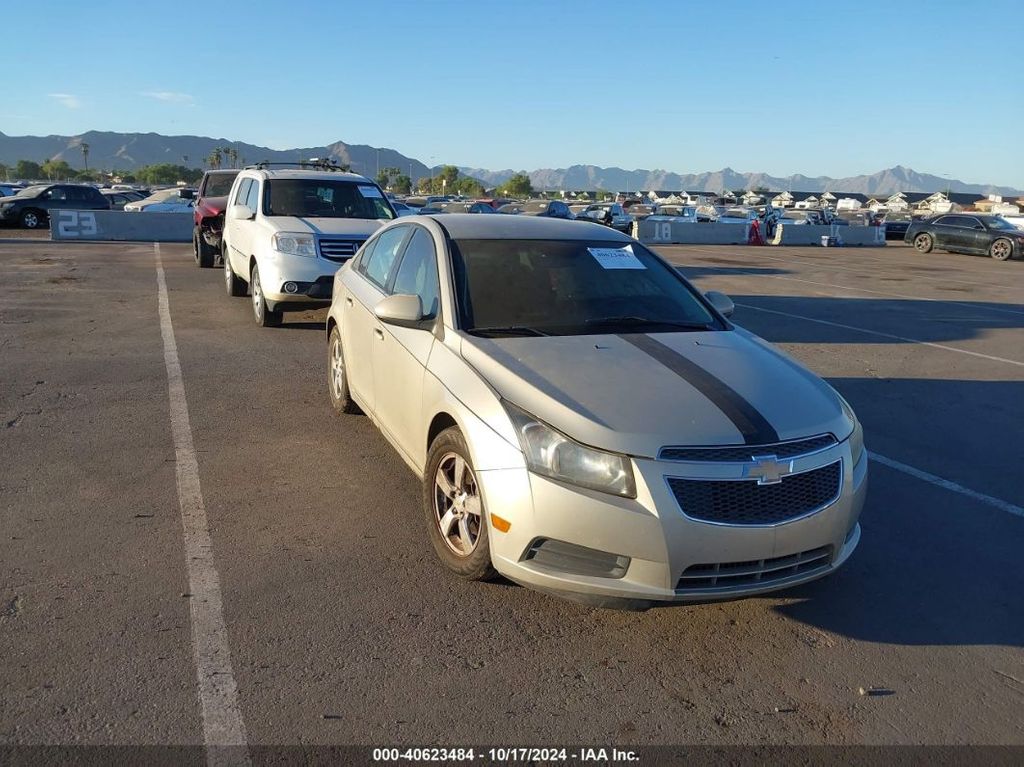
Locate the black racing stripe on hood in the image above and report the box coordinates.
[619,333,780,445]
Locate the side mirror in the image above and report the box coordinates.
[229,204,254,220]
[374,293,425,328]
[705,290,735,318]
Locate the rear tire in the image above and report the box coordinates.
[423,427,498,582]
[251,264,282,327]
[989,238,1013,261]
[913,233,933,253]
[194,227,216,268]
[224,248,247,297]
[327,326,362,414]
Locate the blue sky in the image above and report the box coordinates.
[2,1,1021,186]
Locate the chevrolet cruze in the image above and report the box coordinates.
[326,215,866,608]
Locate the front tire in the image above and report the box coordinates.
[989,238,1013,261]
[423,427,497,581]
[251,264,282,327]
[913,233,933,253]
[20,209,43,229]
[194,227,216,268]
[327,326,362,414]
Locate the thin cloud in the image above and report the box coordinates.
[49,93,81,109]
[141,91,194,104]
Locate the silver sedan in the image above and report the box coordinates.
[325,215,866,608]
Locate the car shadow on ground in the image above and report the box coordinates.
[724,294,1024,344]
[675,265,792,280]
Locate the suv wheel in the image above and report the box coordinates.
[327,326,361,414]
[224,249,247,297]
[251,264,282,327]
[194,227,216,268]
[20,209,43,229]
[913,233,933,253]
[423,427,497,581]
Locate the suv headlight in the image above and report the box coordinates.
[503,402,636,498]
[272,232,316,257]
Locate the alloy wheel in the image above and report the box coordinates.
[433,452,482,556]
[329,335,345,400]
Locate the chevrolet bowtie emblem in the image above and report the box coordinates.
[745,455,793,485]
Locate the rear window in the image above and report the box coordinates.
[204,173,238,197]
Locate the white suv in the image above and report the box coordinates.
[221,164,396,326]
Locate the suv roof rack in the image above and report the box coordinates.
[245,158,352,172]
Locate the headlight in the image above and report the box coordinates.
[836,392,865,464]
[272,232,316,257]
[503,402,636,498]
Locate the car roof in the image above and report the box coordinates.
[423,213,632,241]
[243,168,373,183]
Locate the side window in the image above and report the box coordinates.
[391,228,440,318]
[964,217,983,229]
[244,180,260,213]
[933,216,952,226]
[234,178,252,206]
[360,226,409,290]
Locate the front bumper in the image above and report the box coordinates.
[257,251,348,306]
[479,441,867,607]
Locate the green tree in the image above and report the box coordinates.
[392,174,411,195]
[80,142,90,171]
[439,165,460,190]
[416,176,433,194]
[0,163,8,180]
[455,176,484,197]
[498,173,533,197]
[208,148,222,169]
[41,159,74,180]
[15,160,43,179]
[376,166,401,189]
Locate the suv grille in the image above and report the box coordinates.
[667,461,841,525]
[676,545,833,591]
[660,434,836,462]
[318,238,364,262]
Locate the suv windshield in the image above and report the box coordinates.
[264,180,395,220]
[450,238,722,336]
[204,173,238,197]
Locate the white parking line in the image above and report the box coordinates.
[155,243,250,764]
[869,451,1024,519]
[734,302,1024,368]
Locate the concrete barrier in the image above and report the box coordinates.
[771,223,885,247]
[49,210,192,242]
[638,219,750,245]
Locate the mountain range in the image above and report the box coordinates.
[0,130,1018,197]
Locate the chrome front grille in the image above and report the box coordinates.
[659,434,837,462]
[676,545,833,592]
[318,238,364,262]
[667,461,841,525]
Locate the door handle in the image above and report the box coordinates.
[373,328,384,340]
[345,296,353,306]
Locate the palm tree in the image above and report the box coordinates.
[81,142,90,171]
[208,148,222,169]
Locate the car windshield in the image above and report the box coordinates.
[264,180,395,220]
[204,174,238,197]
[450,238,722,336]
[986,216,1018,231]
[16,185,47,197]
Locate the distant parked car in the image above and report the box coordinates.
[882,212,914,240]
[442,201,498,214]
[905,214,1024,261]
[391,201,416,216]
[576,203,633,232]
[142,198,195,213]
[193,170,241,268]
[0,183,26,198]
[0,184,110,229]
[101,190,137,211]
[716,207,760,225]
[518,200,574,219]
[125,188,195,212]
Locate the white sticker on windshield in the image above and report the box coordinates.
[358,185,383,198]
[588,245,646,270]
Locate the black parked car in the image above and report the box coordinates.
[904,213,1024,261]
[883,212,914,240]
[0,184,110,229]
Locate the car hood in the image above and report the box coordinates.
[266,217,389,237]
[460,328,851,457]
[197,196,229,215]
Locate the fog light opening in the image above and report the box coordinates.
[283,281,299,294]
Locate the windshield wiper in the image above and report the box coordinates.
[584,316,714,331]
[468,326,550,337]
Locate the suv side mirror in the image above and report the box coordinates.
[705,290,735,318]
[229,204,254,220]
[374,293,425,328]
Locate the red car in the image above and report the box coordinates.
[193,169,240,267]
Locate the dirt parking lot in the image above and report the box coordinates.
[1,238,1022,756]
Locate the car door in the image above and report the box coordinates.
[340,225,411,413]
[225,177,254,276]
[931,215,964,251]
[370,226,441,464]
[958,216,988,253]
